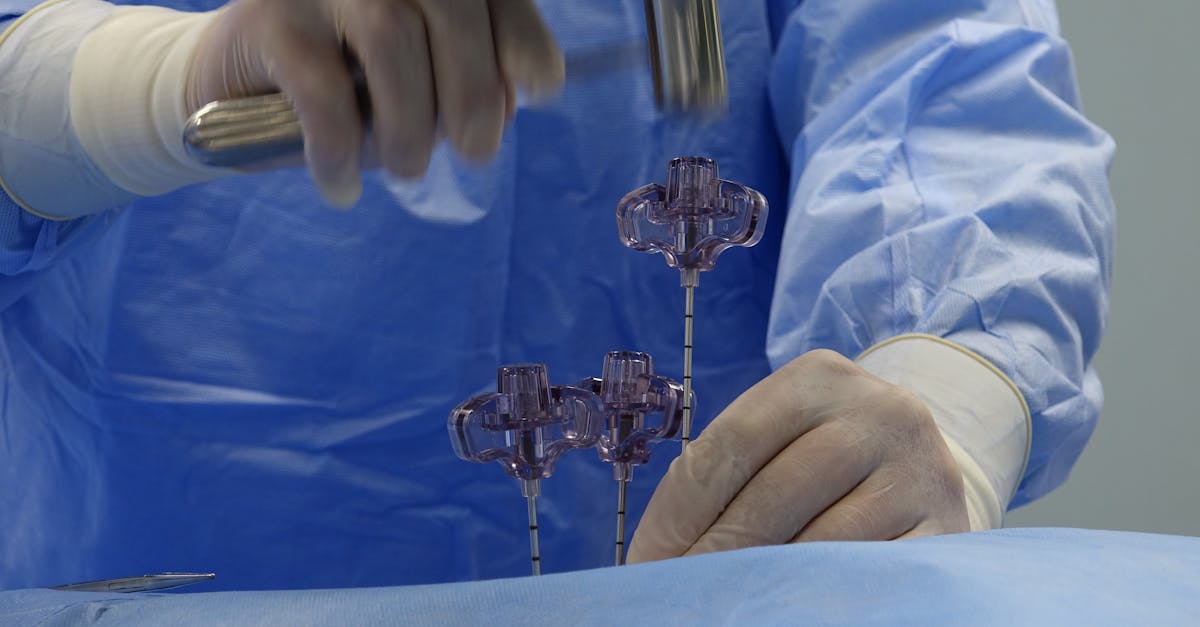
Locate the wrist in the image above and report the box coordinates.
[856,334,1031,530]
[69,5,230,203]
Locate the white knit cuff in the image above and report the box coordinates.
[70,5,228,200]
[857,334,1031,530]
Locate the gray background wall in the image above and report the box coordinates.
[1004,1,1200,535]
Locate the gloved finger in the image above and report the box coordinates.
[487,0,564,100]
[682,421,876,556]
[267,21,363,208]
[505,81,516,122]
[628,356,838,563]
[894,520,944,540]
[343,0,436,179]
[789,468,923,543]
[419,0,507,160]
[186,5,273,110]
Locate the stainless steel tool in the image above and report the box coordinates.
[52,572,216,593]
[183,0,728,168]
[643,0,727,115]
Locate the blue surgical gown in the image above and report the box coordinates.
[0,0,1114,590]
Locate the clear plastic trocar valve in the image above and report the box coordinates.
[449,364,602,576]
[616,157,767,448]
[578,351,691,566]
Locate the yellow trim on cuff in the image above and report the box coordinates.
[855,332,1033,506]
[0,0,77,221]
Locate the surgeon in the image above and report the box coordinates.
[0,0,1112,589]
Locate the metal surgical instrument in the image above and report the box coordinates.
[615,156,767,448]
[449,364,601,576]
[578,351,689,566]
[51,573,216,593]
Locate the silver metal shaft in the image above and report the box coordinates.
[681,284,695,448]
[51,573,215,593]
[645,0,728,114]
[526,495,541,576]
[615,479,628,566]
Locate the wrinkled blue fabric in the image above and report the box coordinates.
[0,0,39,21]
[0,0,1114,590]
[3,529,1197,626]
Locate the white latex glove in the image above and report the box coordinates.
[188,0,564,206]
[627,349,969,562]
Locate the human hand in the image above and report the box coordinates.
[186,0,564,207]
[627,349,969,562]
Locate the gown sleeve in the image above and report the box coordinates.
[0,0,127,310]
[765,0,1115,506]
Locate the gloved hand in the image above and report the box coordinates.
[627,349,969,562]
[186,0,564,207]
